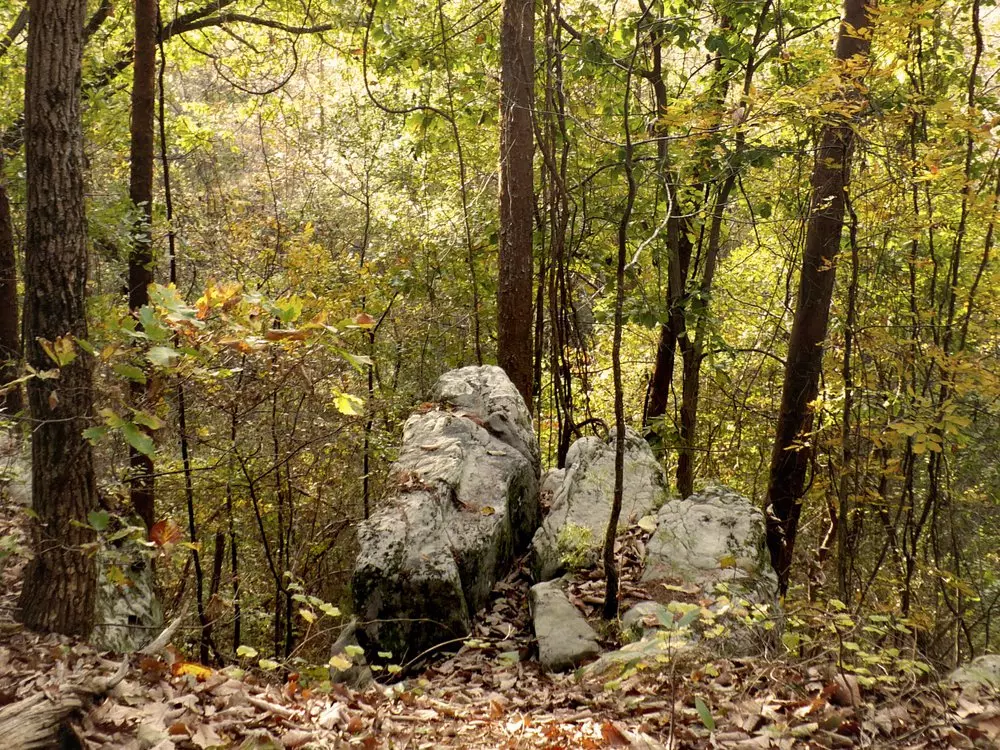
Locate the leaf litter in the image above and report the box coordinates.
[2,493,999,748]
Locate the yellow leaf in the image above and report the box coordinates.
[172,661,212,680]
[329,654,353,671]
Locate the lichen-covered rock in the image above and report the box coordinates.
[643,485,777,601]
[949,655,1000,692]
[0,431,31,507]
[352,366,540,665]
[621,601,673,640]
[529,578,600,672]
[91,540,163,653]
[531,429,667,581]
[329,618,374,689]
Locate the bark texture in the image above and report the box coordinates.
[0,151,22,415]
[127,0,159,530]
[497,0,534,405]
[765,0,873,592]
[18,0,100,636]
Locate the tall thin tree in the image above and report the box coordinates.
[0,152,21,416]
[498,0,534,404]
[127,0,159,531]
[765,0,874,593]
[18,0,100,635]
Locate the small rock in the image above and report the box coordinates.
[621,601,673,640]
[529,579,600,672]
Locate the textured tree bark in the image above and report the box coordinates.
[765,0,873,593]
[497,0,534,404]
[18,0,99,636]
[0,151,22,416]
[127,0,158,531]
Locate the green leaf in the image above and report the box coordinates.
[236,645,258,658]
[132,411,164,430]
[88,510,111,532]
[344,645,365,657]
[319,602,341,618]
[83,426,108,443]
[147,346,180,368]
[122,422,155,457]
[695,696,715,731]
[258,659,279,671]
[113,363,147,384]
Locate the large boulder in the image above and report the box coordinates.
[352,366,540,665]
[531,429,667,581]
[643,485,777,602]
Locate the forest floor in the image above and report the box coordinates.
[2,491,999,749]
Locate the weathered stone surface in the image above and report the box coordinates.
[329,618,375,689]
[91,540,163,653]
[621,601,673,640]
[0,430,30,507]
[352,366,540,664]
[643,485,777,601]
[529,579,600,672]
[949,655,1000,691]
[531,429,668,581]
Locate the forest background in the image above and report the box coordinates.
[0,0,998,678]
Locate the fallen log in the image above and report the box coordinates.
[0,660,127,750]
[0,614,182,749]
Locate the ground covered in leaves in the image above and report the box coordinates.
[2,490,1000,749]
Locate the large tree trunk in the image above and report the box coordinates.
[127,0,158,531]
[765,0,873,593]
[0,151,22,416]
[18,0,100,636]
[497,0,534,404]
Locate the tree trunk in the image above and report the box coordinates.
[127,0,158,531]
[0,151,22,416]
[765,0,873,593]
[18,0,99,636]
[497,0,534,404]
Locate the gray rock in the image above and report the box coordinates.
[0,430,31,507]
[621,601,673,640]
[529,579,600,672]
[531,429,668,581]
[329,618,374,689]
[643,485,777,601]
[949,655,1000,691]
[91,537,163,653]
[352,366,540,664]
[580,628,694,681]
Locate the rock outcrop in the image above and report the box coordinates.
[529,578,600,672]
[949,655,1000,692]
[531,429,667,581]
[644,485,777,602]
[351,366,540,665]
[91,539,163,653]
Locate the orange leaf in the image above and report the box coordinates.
[264,329,308,341]
[149,519,183,547]
[354,312,375,327]
[601,721,631,746]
